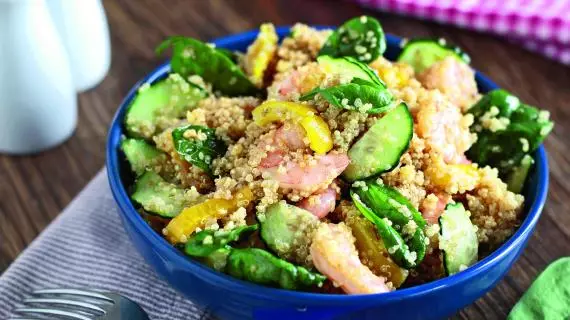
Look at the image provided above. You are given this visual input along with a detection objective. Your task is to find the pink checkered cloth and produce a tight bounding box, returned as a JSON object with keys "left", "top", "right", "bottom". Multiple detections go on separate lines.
{"left": 356, "top": 0, "right": 570, "bottom": 65}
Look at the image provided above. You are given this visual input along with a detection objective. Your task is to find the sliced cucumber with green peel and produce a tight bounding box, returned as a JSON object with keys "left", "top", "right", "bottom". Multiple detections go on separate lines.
{"left": 506, "top": 154, "right": 534, "bottom": 194}
{"left": 260, "top": 202, "right": 319, "bottom": 264}
{"left": 317, "top": 55, "right": 385, "bottom": 88}
{"left": 121, "top": 139, "right": 167, "bottom": 176}
{"left": 125, "top": 76, "right": 206, "bottom": 138}
{"left": 397, "top": 38, "right": 470, "bottom": 74}
{"left": 439, "top": 203, "right": 478, "bottom": 275}
{"left": 344, "top": 102, "right": 413, "bottom": 181}
{"left": 131, "top": 171, "right": 187, "bottom": 218}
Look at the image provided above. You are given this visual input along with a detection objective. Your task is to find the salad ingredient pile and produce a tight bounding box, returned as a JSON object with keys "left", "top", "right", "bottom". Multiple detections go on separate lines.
{"left": 121, "top": 16, "right": 553, "bottom": 294}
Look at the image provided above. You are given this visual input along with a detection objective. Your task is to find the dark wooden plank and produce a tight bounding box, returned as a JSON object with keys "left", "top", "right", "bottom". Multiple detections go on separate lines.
{"left": 0, "top": 1, "right": 568, "bottom": 319}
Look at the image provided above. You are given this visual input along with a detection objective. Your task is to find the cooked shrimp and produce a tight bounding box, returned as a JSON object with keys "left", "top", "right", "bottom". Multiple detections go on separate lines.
{"left": 258, "top": 122, "right": 348, "bottom": 193}
{"left": 269, "top": 62, "right": 325, "bottom": 100}
{"left": 418, "top": 56, "right": 479, "bottom": 112}
{"left": 310, "top": 223, "right": 391, "bottom": 294}
{"left": 274, "top": 122, "right": 307, "bottom": 150}
{"left": 421, "top": 193, "right": 451, "bottom": 225}
{"left": 262, "top": 153, "right": 349, "bottom": 193}
{"left": 276, "top": 70, "right": 300, "bottom": 97}
{"left": 416, "top": 94, "right": 475, "bottom": 164}
{"left": 258, "top": 122, "right": 306, "bottom": 168}
{"left": 259, "top": 150, "right": 285, "bottom": 168}
{"left": 298, "top": 185, "right": 338, "bottom": 218}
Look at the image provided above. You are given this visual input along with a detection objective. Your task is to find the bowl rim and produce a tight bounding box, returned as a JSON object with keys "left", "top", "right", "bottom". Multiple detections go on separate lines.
{"left": 106, "top": 26, "right": 549, "bottom": 305}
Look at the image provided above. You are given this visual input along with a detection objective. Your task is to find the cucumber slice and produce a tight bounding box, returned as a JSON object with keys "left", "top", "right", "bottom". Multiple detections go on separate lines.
{"left": 125, "top": 75, "right": 206, "bottom": 139}
{"left": 121, "top": 139, "right": 167, "bottom": 176}
{"left": 344, "top": 102, "right": 413, "bottom": 181}
{"left": 259, "top": 202, "right": 319, "bottom": 265}
{"left": 317, "top": 56, "right": 385, "bottom": 88}
{"left": 397, "top": 38, "right": 470, "bottom": 74}
{"left": 506, "top": 154, "right": 534, "bottom": 194}
{"left": 131, "top": 171, "right": 187, "bottom": 218}
{"left": 438, "top": 203, "right": 478, "bottom": 275}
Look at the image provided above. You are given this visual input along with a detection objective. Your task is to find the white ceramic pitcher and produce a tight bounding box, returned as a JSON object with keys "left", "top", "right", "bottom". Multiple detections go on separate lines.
{"left": 0, "top": 0, "right": 77, "bottom": 154}
{"left": 47, "top": 0, "right": 111, "bottom": 92}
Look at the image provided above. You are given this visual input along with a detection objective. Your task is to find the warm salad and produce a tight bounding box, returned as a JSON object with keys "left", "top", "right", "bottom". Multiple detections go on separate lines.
{"left": 121, "top": 16, "right": 553, "bottom": 294}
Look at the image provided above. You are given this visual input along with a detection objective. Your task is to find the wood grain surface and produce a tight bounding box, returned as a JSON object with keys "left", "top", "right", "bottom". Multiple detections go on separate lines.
{"left": 1, "top": 0, "right": 569, "bottom": 318}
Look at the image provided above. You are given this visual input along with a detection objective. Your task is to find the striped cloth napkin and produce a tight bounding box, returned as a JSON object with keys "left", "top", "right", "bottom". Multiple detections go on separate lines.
{"left": 0, "top": 169, "right": 212, "bottom": 319}
{"left": 356, "top": 0, "right": 570, "bottom": 65}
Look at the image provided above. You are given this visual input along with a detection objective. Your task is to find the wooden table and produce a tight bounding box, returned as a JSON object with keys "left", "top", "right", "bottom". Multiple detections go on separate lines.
{"left": 1, "top": 0, "right": 568, "bottom": 318}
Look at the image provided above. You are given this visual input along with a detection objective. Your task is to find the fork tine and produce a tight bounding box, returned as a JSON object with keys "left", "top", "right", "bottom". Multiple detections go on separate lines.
{"left": 33, "top": 289, "right": 113, "bottom": 302}
{"left": 24, "top": 297, "right": 106, "bottom": 314}
{"left": 14, "top": 308, "right": 93, "bottom": 320}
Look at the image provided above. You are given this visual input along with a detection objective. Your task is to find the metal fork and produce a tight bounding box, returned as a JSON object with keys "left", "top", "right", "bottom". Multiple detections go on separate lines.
{"left": 10, "top": 288, "right": 149, "bottom": 320}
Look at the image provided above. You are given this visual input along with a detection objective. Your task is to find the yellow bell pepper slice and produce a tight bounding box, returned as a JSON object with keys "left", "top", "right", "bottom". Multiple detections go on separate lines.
{"left": 345, "top": 206, "right": 408, "bottom": 288}
{"left": 427, "top": 163, "right": 480, "bottom": 191}
{"left": 165, "top": 187, "right": 254, "bottom": 244}
{"left": 300, "top": 115, "right": 333, "bottom": 154}
{"left": 252, "top": 101, "right": 333, "bottom": 154}
{"left": 244, "top": 23, "right": 278, "bottom": 87}
{"left": 253, "top": 101, "right": 316, "bottom": 125}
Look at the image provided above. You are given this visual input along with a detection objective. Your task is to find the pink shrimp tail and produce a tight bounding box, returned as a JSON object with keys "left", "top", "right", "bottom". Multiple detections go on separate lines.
{"left": 263, "top": 153, "right": 349, "bottom": 192}
{"left": 422, "top": 194, "right": 451, "bottom": 225}
{"left": 457, "top": 155, "right": 472, "bottom": 165}
{"left": 277, "top": 70, "right": 300, "bottom": 97}
{"left": 311, "top": 223, "right": 391, "bottom": 294}
{"left": 258, "top": 123, "right": 306, "bottom": 168}
{"left": 297, "top": 186, "right": 338, "bottom": 218}
{"left": 259, "top": 150, "right": 285, "bottom": 168}
{"left": 274, "top": 123, "right": 306, "bottom": 150}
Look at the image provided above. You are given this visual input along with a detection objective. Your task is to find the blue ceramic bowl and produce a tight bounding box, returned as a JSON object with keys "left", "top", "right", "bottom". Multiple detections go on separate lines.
{"left": 107, "top": 27, "right": 549, "bottom": 320}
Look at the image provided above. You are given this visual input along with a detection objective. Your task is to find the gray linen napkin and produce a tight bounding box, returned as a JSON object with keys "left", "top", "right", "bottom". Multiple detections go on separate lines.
{"left": 0, "top": 169, "right": 212, "bottom": 319}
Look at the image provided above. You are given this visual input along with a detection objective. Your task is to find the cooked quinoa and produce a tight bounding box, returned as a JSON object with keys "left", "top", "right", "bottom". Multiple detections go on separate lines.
{"left": 121, "top": 17, "right": 552, "bottom": 294}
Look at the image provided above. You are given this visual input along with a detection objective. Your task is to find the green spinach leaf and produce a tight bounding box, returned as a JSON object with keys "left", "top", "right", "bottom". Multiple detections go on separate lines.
{"left": 215, "top": 48, "right": 239, "bottom": 63}
{"left": 226, "top": 248, "right": 326, "bottom": 290}
{"left": 201, "top": 247, "right": 232, "bottom": 271}
{"left": 156, "top": 37, "right": 258, "bottom": 96}
{"left": 467, "top": 90, "right": 553, "bottom": 174}
{"left": 319, "top": 15, "right": 385, "bottom": 63}
{"left": 467, "top": 117, "right": 552, "bottom": 172}
{"left": 185, "top": 224, "right": 258, "bottom": 257}
{"left": 171, "top": 124, "right": 226, "bottom": 173}
{"left": 299, "top": 78, "right": 393, "bottom": 114}
{"left": 351, "top": 180, "right": 427, "bottom": 269}
{"left": 468, "top": 89, "right": 520, "bottom": 120}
